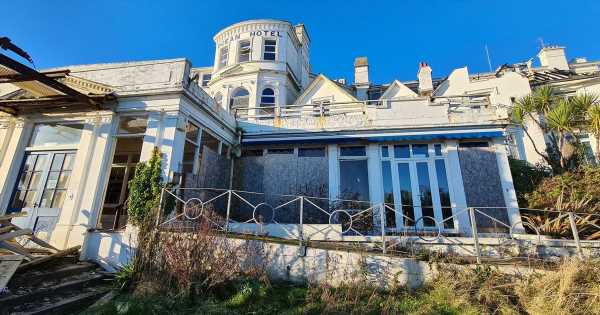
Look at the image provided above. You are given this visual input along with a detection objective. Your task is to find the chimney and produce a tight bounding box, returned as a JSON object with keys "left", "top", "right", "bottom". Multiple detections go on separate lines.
{"left": 417, "top": 62, "right": 433, "bottom": 96}
{"left": 537, "top": 46, "right": 569, "bottom": 70}
{"left": 354, "top": 57, "right": 369, "bottom": 86}
{"left": 294, "top": 24, "right": 310, "bottom": 47}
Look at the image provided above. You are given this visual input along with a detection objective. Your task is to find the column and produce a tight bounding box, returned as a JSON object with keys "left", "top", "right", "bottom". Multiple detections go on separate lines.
{"left": 327, "top": 144, "right": 339, "bottom": 202}
{"left": 493, "top": 137, "right": 525, "bottom": 233}
{"left": 0, "top": 119, "right": 31, "bottom": 214}
{"left": 367, "top": 144, "right": 384, "bottom": 228}
{"left": 444, "top": 140, "right": 471, "bottom": 236}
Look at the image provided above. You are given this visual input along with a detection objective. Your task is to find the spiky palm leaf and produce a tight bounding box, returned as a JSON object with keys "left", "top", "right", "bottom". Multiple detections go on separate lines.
{"left": 533, "top": 85, "right": 555, "bottom": 114}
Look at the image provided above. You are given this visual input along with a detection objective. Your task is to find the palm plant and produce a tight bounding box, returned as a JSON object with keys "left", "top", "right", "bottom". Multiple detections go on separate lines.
{"left": 511, "top": 86, "right": 598, "bottom": 171}
{"left": 587, "top": 103, "right": 600, "bottom": 161}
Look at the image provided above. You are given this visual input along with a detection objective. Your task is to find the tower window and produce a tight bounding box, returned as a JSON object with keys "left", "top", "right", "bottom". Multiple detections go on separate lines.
{"left": 238, "top": 40, "right": 251, "bottom": 62}
{"left": 259, "top": 88, "right": 276, "bottom": 116}
{"left": 219, "top": 46, "right": 229, "bottom": 69}
{"left": 229, "top": 88, "right": 250, "bottom": 112}
{"left": 263, "top": 39, "right": 276, "bottom": 61}
{"left": 201, "top": 74, "right": 211, "bottom": 87}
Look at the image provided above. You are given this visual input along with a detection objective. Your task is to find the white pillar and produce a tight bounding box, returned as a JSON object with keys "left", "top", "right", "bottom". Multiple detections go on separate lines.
{"left": 327, "top": 144, "right": 339, "bottom": 202}
{"left": 493, "top": 137, "right": 524, "bottom": 233}
{"left": 367, "top": 144, "right": 383, "bottom": 227}
{"left": 0, "top": 119, "right": 31, "bottom": 214}
{"left": 161, "top": 112, "right": 186, "bottom": 181}
{"left": 444, "top": 140, "right": 471, "bottom": 236}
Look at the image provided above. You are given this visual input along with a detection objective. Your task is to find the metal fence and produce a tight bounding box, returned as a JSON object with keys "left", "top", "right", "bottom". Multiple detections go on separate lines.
{"left": 157, "top": 187, "right": 600, "bottom": 263}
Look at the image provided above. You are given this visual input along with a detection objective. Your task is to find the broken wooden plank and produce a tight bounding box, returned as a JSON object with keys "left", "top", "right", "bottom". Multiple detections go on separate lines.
{"left": 17, "top": 245, "right": 81, "bottom": 271}
{"left": 0, "top": 255, "right": 23, "bottom": 292}
{"left": 0, "top": 212, "right": 27, "bottom": 222}
{"left": 0, "top": 225, "right": 16, "bottom": 234}
{"left": 0, "top": 229, "right": 33, "bottom": 242}
{"left": 0, "top": 241, "right": 34, "bottom": 260}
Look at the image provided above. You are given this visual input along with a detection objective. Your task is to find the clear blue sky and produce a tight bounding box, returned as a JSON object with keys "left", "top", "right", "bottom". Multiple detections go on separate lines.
{"left": 2, "top": 1, "right": 599, "bottom": 84}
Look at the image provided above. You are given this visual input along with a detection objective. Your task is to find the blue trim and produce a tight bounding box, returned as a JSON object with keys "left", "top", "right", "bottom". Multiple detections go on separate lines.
{"left": 242, "top": 131, "right": 504, "bottom": 145}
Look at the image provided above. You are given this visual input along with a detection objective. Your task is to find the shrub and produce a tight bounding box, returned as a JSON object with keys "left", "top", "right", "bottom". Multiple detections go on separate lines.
{"left": 127, "top": 147, "right": 163, "bottom": 226}
{"left": 508, "top": 158, "right": 550, "bottom": 207}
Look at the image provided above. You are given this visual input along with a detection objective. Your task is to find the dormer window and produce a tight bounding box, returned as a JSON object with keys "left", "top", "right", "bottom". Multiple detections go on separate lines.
{"left": 263, "top": 39, "right": 276, "bottom": 61}
{"left": 218, "top": 46, "right": 229, "bottom": 69}
{"left": 238, "top": 40, "right": 251, "bottom": 62}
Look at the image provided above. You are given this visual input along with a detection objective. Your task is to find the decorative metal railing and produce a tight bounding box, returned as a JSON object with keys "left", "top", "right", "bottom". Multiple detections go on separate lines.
{"left": 157, "top": 187, "right": 600, "bottom": 263}
{"left": 234, "top": 95, "right": 493, "bottom": 121}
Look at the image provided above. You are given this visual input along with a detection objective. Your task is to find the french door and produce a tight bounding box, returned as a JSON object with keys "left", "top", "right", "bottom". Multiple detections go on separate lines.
{"left": 9, "top": 151, "right": 76, "bottom": 241}
{"left": 387, "top": 159, "right": 455, "bottom": 231}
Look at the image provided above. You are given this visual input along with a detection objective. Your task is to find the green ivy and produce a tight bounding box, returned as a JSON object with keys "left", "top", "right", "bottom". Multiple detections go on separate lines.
{"left": 127, "top": 147, "right": 163, "bottom": 226}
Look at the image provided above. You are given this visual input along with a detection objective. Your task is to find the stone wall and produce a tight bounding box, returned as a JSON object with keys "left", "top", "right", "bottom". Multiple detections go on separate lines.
{"left": 458, "top": 142, "right": 510, "bottom": 232}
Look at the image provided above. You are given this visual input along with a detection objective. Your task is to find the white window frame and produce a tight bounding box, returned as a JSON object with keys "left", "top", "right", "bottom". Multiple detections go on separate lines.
{"left": 218, "top": 46, "right": 229, "bottom": 69}
{"left": 263, "top": 38, "right": 277, "bottom": 61}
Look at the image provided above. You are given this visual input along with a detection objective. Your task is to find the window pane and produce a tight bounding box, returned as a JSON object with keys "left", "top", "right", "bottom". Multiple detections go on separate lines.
{"left": 394, "top": 145, "right": 410, "bottom": 158}
{"left": 267, "top": 148, "right": 293, "bottom": 154}
{"left": 339, "top": 160, "right": 370, "bottom": 201}
{"left": 63, "top": 154, "right": 75, "bottom": 170}
{"left": 397, "top": 163, "right": 415, "bottom": 226}
{"left": 435, "top": 159, "right": 454, "bottom": 229}
{"left": 50, "top": 154, "right": 65, "bottom": 171}
{"left": 103, "top": 167, "right": 126, "bottom": 204}
{"left": 239, "top": 40, "right": 251, "bottom": 62}
{"left": 29, "top": 124, "right": 83, "bottom": 147}
{"left": 241, "top": 149, "right": 263, "bottom": 157}
{"left": 412, "top": 144, "right": 429, "bottom": 157}
{"left": 434, "top": 144, "right": 443, "bottom": 156}
{"left": 118, "top": 116, "right": 147, "bottom": 134}
{"left": 186, "top": 122, "right": 200, "bottom": 142}
{"left": 51, "top": 190, "right": 66, "bottom": 208}
{"left": 40, "top": 189, "right": 54, "bottom": 208}
{"left": 298, "top": 147, "right": 325, "bottom": 157}
{"left": 57, "top": 171, "right": 71, "bottom": 189}
{"left": 416, "top": 162, "right": 434, "bottom": 226}
{"left": 381, "top": 146, "right": 389, "bottom": 158}
{"left": 340, "top": 146, "right": 366, "bottom": 156}
{"left": 381, "top": 161, "right": 396, "bottom": 228}
{"left": 45, "top": 171, "right": 59, "bottom": 189}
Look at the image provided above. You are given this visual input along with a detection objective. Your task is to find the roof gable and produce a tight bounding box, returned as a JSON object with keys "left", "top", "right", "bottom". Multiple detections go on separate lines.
{"left": 294, "top": 74, "right": 358, "bottom": 105}
{"left": 380, "top": 80, "right": 418, "bottom": 99}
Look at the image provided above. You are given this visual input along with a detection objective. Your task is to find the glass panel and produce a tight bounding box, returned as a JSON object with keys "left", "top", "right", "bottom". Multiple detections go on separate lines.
{"left": 186, "top": 122, "right": 200, "bottom": 142}
{"left": 340, "top": 146, "right": 366, "bottom": 157}
{"left": 24, "top": 190, "right": 37, "bottom": 208}
{"left": 298, "top": 147, "right": 325, "bottom": 157}
{"left": 40, "top": 189, "right": 54, "bottom": 208}
{"left": 394, "top": 145, "right": 410, "bottom": 158}
{"left": 435, "top": 160, "right": 454, "bottom": 229}
{"left": 381, "top": 146, "right": 389, "bottom": 158}
{"left": 339, "top": 160, "right": 370, "bottom": 201}
{"left": 34, "top": 155, "right": 47, "bottom": 171}
{"left": 201, "top": 132, "right": 220, "bottom": 153}
{"left": 29, "top": 124, "right": 83, "bottom": 147}
{"left": 63, "top": 154, "right": 75, "bottom": 170}
{"left": 57, "top": 171, "right": 71, "bottom": 189}
{"left": 397, "top": 163, "right": 415, "bottom": 226}
{"left": 45, "top": 171, "right": 59, "bottom": 189}
{"left": 17, "top": 172, "right": 32, "bottom": 189}
{"left": 51, "top": 190, "right": 66, "bottom": 208}
{"left": 103, "top": 167, "right": 126, "bottom": 204}
{"left": 416, "top": 162, "right": 434, "bottom": 226}
{"left": 118, "top": 116, "right": 148, "bottom": 134}
{"left": 29, "top": 172, "right": 42, "bottom": 190}
{"left": 412, "top": 144, "right": 429, "bottom": 157}
{"left": 50, "top": 154, "right": 65, "bottom": 171}
{"left": 381, "top": 161, "right": 396, "bottom": 228}
{"left": 434, "top": 144, "right": 443, "bottom": 156}
{"left": 23, "top": 155, "right": 37, "bottom": 171}
{"left": 11, "top": 191, "right": 27, "bottom": 209}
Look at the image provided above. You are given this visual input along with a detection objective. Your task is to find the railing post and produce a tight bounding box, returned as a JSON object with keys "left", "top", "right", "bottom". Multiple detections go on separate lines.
{"left": 299, "top": 196, "right": 304, "bottom": 246}
{"left": 225, "top": 190, "right": 232, "bottom": 233}
{"left": 567, "top": 212, "right": 584, "bottom": 259}
{"left": 380, "top": 203, "right": 386, "bottom": 254}
{"left": 469, "top": 207, "right": 482, "bottom": 264}
{"left": 155, "top": 188, "right": 165, "bottom": 227}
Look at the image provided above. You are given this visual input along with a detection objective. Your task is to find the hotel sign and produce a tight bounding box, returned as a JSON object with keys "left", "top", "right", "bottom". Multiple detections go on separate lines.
{"left": 218, "top": 31, "right": 283, "bottom": 46}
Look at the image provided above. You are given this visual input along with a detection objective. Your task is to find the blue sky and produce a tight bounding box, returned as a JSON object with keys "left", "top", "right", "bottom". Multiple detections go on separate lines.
{"left": 2, "top": 1, "right": 599, "bottom": 84}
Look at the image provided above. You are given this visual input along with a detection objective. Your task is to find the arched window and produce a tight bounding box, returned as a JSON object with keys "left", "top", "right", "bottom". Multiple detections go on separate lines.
{"left": 229, "top": 88, "right": 250, "bottom": 116}
{"left": 214, "top": 92, "right": 223, "bottom": 108}
{"left": 259, "top": 88, "right": 276, "bottom": 116}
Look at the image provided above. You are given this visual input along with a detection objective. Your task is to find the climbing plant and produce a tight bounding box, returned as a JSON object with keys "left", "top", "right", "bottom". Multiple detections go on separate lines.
{"left": 127, "top": 147, "right": 163, "bottom": 226}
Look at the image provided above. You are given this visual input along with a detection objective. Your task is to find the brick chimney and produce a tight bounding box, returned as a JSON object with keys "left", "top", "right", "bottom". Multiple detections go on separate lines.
{"left": 354, "top": 57, "right": 369, "bottom": 86}
{"left": 417, "top": 62, "right": 433, "bottom": 96}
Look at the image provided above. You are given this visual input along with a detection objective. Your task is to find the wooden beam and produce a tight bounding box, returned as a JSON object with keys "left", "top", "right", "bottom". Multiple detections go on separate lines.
{"left": 17, "top": 245, "right": 81, "bottom": 271}
{"left": 0, "top": 212, "right": 27, "bottom": 222}
{"left": 0, "top": 53, "right": 99, "bottom": 109}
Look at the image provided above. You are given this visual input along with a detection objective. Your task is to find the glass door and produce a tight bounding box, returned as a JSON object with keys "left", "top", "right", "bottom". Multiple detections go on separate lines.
{"left": 10, "top": 151, "right": 76, "bottom": 241}
{"left": 380, "top": 143, "right": 456, "bottom": 231}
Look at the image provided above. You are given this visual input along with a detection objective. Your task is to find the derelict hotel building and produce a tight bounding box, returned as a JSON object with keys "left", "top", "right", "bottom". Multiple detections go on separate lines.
{"left": 2, "top": 19, "right": 598, "bottom": 265}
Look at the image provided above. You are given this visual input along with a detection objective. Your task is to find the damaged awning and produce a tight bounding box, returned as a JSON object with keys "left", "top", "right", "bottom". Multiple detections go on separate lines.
{"left": 0, "top": 53, "right": 114, "bottom": 115}
{"left": 242, "top": 130, "right": 505, "bottom": 145}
